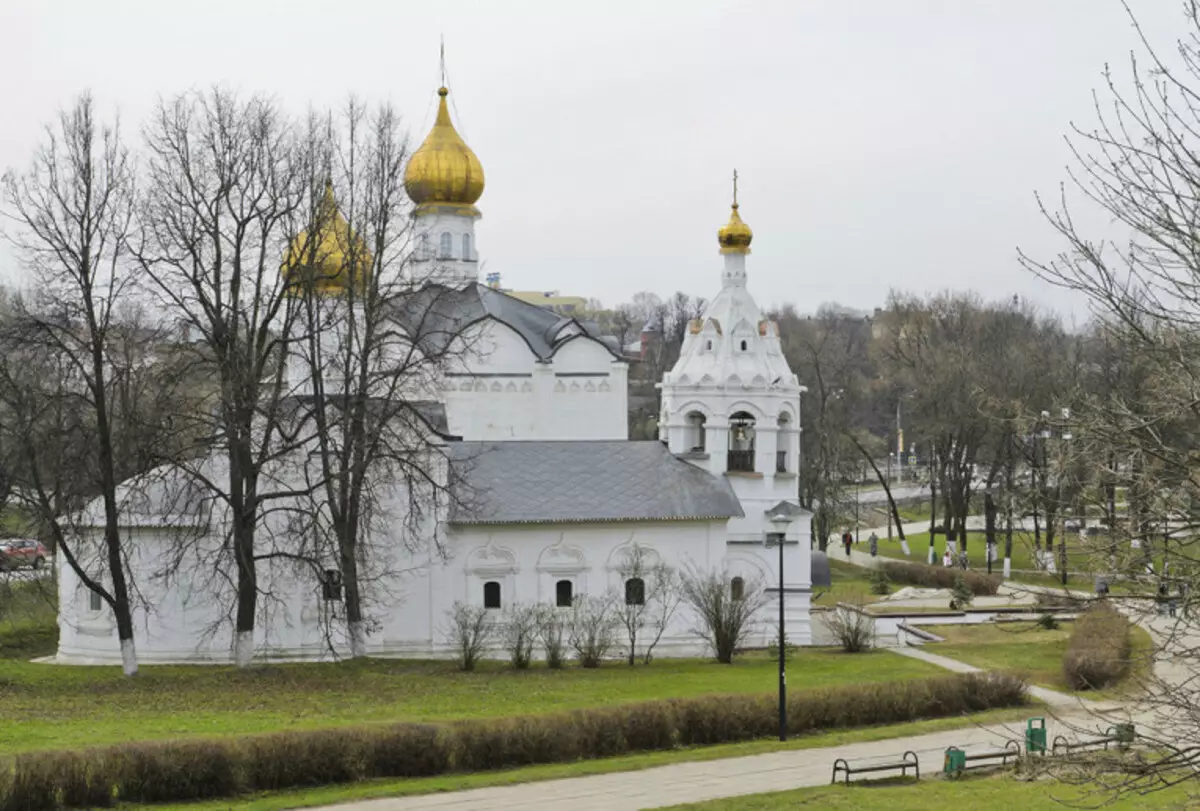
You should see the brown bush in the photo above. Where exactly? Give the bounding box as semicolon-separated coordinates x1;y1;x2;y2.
243;728;369;791
0;671;1028;809
113;740;239;803
881;561;1000;596
368;724;451;778
1063;601;1132;690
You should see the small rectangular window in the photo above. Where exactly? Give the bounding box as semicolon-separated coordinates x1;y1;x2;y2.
88;589;102;612
555;579;573;608
625;577;645;606
483;580;502;609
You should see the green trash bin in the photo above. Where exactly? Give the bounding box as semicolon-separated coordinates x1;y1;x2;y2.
1026;717;1047;755
944;746;966;775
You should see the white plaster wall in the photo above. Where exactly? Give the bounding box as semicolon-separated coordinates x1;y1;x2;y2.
56;511;813;664
443;321;628;441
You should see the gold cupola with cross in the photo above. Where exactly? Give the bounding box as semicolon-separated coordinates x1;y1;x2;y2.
404;86;485;216
717;170;753;255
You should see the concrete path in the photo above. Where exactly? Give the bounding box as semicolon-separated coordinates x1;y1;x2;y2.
320;713;1099;811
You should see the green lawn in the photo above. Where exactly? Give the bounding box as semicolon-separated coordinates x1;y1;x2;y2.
0;642;944;754
816;559;885;606
660;773;1194;810
921;621;1154;698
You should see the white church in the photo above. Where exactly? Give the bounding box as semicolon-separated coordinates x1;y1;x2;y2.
54;83;814;665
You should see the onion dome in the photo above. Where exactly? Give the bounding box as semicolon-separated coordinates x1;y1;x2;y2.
718;203;753;255
282;180;372;295
404;87;485;215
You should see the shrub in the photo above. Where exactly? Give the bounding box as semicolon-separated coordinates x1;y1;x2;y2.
680;567;768;664
950;575;974;609
881;560;1000;596
766;632;797;663
501;604;539;669
445;602;493;672
534;606;568;669
0;672;1028;809
114;740;239;802
826;603;876;652
1063;601;1132;690
367;724;450;779
869;568;891;595
1037;612;1059;630
568;594;619;668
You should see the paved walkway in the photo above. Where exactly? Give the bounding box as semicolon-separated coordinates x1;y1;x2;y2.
321;713;1101;811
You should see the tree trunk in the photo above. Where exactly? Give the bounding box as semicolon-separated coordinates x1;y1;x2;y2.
847;434;905;541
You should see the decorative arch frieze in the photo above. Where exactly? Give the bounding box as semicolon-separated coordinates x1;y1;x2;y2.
465;543;519;577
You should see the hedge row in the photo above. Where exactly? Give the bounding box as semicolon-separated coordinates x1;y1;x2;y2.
1062;601;1132;690
881;560;1001;596
0;672;1027;809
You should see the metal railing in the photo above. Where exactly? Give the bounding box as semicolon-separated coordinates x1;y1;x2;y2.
727;450;755;472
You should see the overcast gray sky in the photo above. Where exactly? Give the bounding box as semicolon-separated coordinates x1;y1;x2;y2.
0;0;1186;316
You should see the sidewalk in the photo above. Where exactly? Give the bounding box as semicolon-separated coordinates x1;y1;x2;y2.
320;713;1101;811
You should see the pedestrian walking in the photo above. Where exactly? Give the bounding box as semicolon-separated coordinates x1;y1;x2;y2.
843;531;852;558
868;531;878;558
942;549;953;568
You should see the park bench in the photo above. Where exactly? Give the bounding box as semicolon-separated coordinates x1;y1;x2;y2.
830;750;919;785
1051;724;1136;755
943;740;1021;776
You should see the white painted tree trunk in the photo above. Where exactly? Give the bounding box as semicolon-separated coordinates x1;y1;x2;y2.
235;630;254;667
120;638;138;677
349;620;367;659
927;546;936;565
1003;557;1011;579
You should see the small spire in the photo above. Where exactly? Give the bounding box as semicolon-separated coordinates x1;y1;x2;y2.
440;36;447;89
732;169;739;209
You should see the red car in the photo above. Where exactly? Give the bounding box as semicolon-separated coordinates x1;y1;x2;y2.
0;539;49;570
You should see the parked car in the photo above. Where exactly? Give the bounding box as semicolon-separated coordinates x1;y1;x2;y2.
0;539;49;570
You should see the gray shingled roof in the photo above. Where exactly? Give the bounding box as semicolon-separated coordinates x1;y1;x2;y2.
388;283;621;362
447;441;744;525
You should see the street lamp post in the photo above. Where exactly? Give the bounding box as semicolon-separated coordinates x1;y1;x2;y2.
887;452;894;541
768;514;792;742
1060;409;1072;587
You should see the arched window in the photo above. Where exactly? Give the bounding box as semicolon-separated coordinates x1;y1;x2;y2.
418;233;431;260
776;412;792;473
740;340;748;351
462;233;473;261
686;411;707;452
439;232;453;259
555;579;573;608
728;411;756;472
483;580;502;609
625;577;645;606
705;340;713;351
731;576;745;602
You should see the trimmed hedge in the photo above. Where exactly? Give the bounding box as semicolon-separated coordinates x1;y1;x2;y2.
881;560;1001;596
0;672;1027;810
1062;601;1132;690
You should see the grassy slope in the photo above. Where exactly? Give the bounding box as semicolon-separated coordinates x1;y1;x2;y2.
920;621;1154;697
660;774;1193;810
0;648;943;753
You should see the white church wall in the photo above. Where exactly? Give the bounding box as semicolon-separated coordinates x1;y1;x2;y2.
442;320;628;441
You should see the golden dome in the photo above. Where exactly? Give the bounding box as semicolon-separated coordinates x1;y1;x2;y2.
404;87;485;215
718;203;753;255
282;180;372;295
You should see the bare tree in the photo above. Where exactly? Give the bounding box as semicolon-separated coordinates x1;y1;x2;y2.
612;544;682;665
1019;1;1200;793
1;94;143;675
680;567;768;664
134;88;314;667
